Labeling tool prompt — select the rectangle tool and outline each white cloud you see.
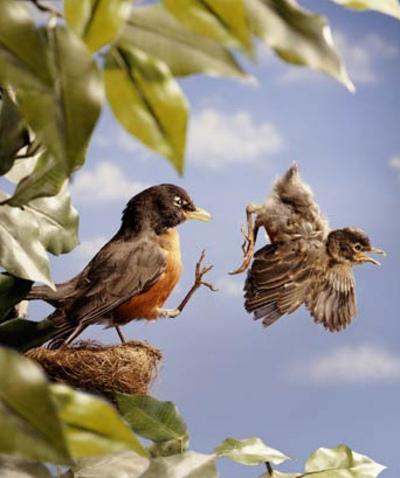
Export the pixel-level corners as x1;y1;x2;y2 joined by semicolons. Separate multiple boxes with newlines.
299;345;400;385
71;161;148;202
188;108;284;169
277;32;398;87
216;276;244;298
389;154;400;183
75;236;108;260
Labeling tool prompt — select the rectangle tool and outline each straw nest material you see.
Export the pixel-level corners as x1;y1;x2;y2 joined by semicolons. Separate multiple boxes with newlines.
26;340;162;400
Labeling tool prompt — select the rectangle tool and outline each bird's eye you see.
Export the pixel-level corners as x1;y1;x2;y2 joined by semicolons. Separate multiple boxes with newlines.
354;243;362;252
174;196;184;207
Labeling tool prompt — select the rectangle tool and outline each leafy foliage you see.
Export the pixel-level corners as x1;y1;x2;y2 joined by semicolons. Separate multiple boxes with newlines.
331;0;400;20
245;0;354;91
163;0;253;54
118;5;247;78
304;444;386;478
51;384;147;459
0;275;32;321
0;89;29;175
0;348;386;477
0;318;55;352
0;348;71;465
104;45;188;173
64;0;133;52
214;437;290;466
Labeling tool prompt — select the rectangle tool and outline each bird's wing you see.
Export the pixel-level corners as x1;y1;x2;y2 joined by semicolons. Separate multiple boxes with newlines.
258;164;329;243
305;263;357;332
58;235;167;326
244;239;321;327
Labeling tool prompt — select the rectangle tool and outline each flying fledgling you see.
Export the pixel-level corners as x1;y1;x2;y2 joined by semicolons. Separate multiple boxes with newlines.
27;184;214;347
231;164;385;332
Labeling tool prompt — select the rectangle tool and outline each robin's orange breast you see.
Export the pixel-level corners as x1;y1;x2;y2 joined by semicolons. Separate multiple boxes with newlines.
113;229;182;323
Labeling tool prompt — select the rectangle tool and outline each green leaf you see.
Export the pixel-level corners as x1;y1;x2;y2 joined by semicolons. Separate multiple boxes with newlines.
0;89;30;175
0;0;52;90
0;176;78;285
51;384;148;459
119;5;247;78
149;437;190;458
0;455;51;478
6;159;79;254
141;451;218;478
0;192;53;286
65;451;149;478
8;150;66;205
163;0;253;54
65;0;133;52
214;437;290;466
245;0;354;91
304;444;386;478
105;45;188;174
0;347;71;464
22;188;79;256
0;318;56;352
117;394;188;445
8;26;102;204
0;274;32;322
330;0;400;20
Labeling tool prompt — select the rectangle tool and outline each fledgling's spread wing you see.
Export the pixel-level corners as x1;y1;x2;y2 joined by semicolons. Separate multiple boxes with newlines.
245;164;329;327
257;163;329;243
306;263;357;332
245;240;323;327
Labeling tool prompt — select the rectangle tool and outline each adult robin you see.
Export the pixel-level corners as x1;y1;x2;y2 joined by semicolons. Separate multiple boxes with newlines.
27;184;214;347
231;164;385;332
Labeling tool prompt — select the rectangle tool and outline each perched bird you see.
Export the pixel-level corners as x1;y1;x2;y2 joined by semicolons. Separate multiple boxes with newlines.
27;184;213;347
232;164;385;332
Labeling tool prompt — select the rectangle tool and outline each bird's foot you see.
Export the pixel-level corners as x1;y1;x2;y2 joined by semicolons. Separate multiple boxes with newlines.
175;250;217;314
192;249;218;293
230;203;260;275
158;308;181;319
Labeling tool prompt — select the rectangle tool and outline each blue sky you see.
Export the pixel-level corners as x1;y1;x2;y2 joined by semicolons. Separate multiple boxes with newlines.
26;2;400;476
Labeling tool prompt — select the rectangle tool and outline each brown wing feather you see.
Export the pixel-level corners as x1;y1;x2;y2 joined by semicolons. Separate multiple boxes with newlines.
49;233;167;331
306;264;356;332
245;240;321;327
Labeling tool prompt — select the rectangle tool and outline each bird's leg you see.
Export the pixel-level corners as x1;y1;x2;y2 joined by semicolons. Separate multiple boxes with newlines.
62;323;88;348
115;325;126;344
230;203;262;274
157;250;217;319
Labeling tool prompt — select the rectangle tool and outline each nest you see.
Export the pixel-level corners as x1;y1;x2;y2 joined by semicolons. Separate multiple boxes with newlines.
26;340;162;400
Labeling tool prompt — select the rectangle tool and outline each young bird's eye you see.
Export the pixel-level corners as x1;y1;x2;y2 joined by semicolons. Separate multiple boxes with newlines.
354;243;362;252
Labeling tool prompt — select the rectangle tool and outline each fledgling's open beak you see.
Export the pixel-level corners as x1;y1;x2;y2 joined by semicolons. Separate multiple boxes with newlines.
356;247;386;266
185;207;212;222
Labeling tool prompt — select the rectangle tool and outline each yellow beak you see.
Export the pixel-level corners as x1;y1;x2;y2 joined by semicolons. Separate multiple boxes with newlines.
356;247;386;266
184;207;212;222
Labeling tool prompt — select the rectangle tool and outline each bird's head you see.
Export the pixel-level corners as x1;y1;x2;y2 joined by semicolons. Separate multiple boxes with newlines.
121;184;211;234
327;227;385;266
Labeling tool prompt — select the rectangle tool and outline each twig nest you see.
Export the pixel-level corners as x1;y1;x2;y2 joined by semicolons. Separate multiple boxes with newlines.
26;340;162;400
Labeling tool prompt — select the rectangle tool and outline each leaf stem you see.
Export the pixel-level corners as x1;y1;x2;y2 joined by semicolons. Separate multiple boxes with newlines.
265;461;274;476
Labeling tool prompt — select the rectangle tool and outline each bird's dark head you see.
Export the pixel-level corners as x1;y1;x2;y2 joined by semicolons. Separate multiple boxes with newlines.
120;184;211;235
327;227;385;266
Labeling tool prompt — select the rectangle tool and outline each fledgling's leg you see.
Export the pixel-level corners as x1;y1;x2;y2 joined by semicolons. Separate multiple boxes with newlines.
230;203;263;275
